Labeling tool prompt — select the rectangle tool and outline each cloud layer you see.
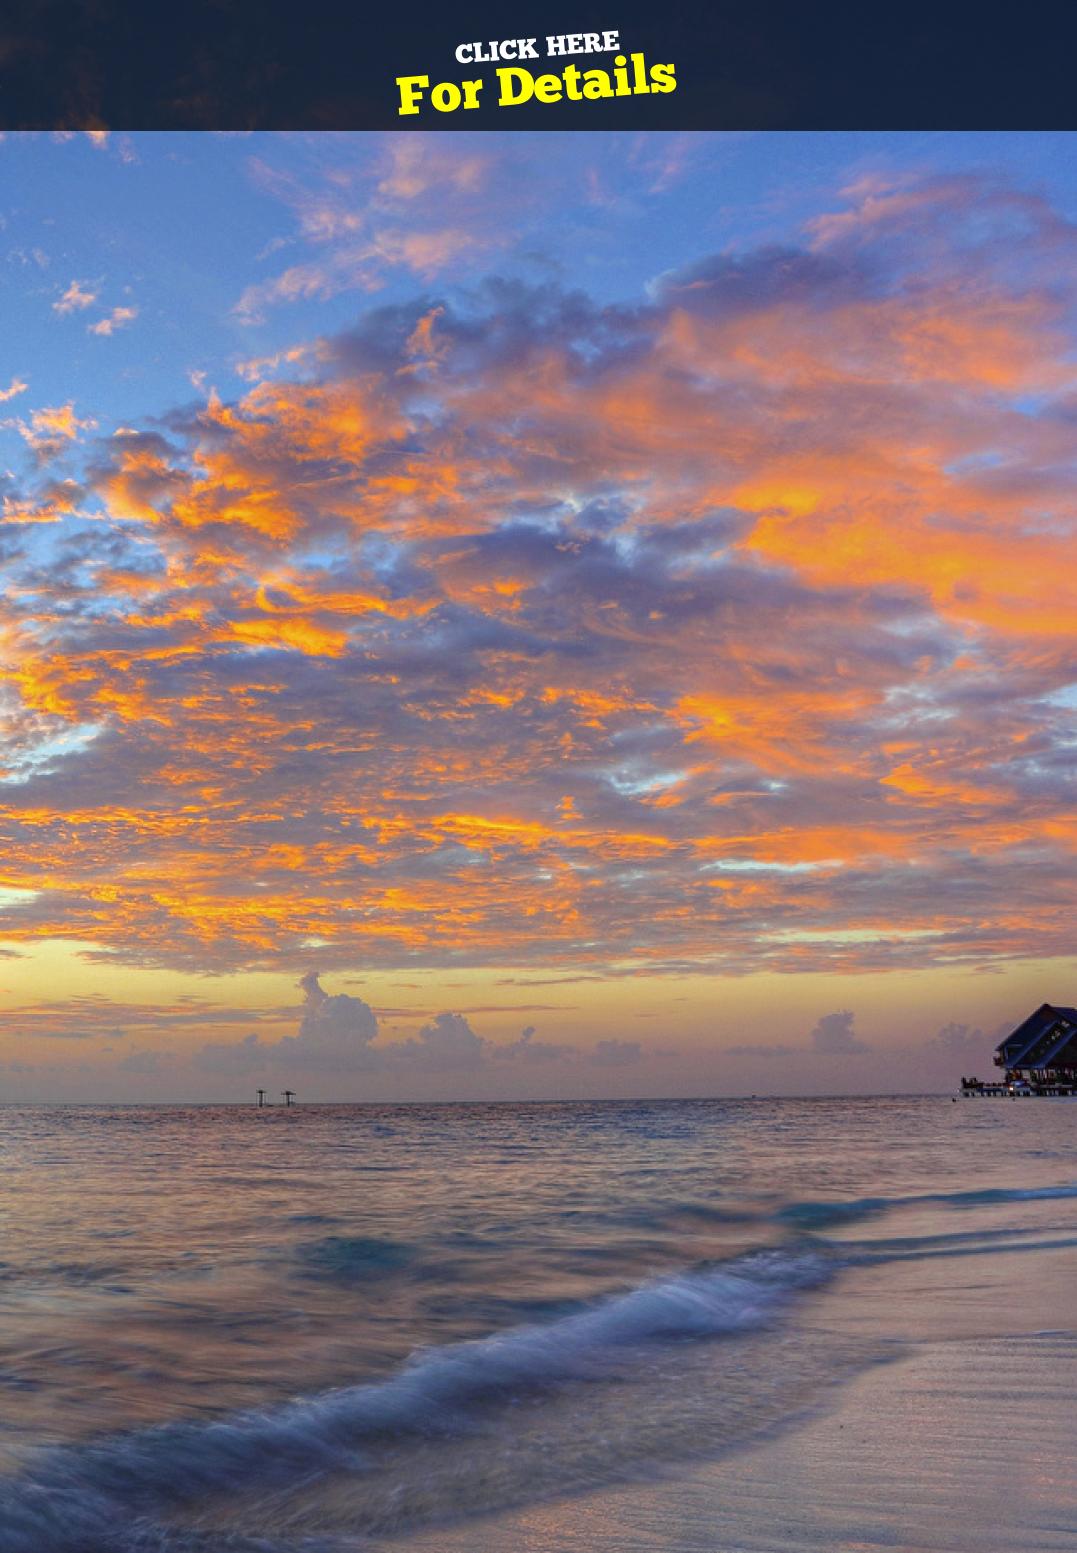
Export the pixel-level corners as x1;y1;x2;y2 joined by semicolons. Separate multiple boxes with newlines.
0;157;1073;986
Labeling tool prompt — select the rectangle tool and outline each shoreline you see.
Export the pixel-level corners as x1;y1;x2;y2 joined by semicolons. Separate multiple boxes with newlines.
391;1329;1077;1553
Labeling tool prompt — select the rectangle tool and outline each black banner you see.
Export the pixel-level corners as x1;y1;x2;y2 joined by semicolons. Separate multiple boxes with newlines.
2;0;1077;129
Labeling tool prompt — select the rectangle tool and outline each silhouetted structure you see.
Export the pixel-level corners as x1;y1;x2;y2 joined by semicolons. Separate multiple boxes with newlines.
282;1089;296;1106
995;1004;1077;1084
256;1089;267;1107
961;1004;1077;1097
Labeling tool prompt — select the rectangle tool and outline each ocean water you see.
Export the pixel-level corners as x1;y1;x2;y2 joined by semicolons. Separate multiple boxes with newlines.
2;1096;1076;1552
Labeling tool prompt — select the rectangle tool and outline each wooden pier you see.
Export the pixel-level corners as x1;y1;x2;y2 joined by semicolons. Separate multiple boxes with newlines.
959;1077;1076;1099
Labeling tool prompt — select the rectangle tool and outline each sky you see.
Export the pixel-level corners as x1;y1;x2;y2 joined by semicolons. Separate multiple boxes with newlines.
0;129;1074;1101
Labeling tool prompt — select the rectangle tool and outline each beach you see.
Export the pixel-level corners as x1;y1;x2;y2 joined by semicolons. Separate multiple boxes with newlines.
405;1224;1077;1553
2;1096;1075;1551
408;1330;1077;1553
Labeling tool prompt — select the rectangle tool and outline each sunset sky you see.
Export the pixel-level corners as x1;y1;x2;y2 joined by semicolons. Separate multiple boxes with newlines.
1;129;1074;1100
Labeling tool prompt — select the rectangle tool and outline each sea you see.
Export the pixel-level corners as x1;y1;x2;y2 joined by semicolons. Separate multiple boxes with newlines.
2;1095;1076;1552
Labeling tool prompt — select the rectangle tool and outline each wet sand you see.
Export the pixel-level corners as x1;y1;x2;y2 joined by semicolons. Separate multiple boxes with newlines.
394;1232;1077;1553
392;1330;1077;1553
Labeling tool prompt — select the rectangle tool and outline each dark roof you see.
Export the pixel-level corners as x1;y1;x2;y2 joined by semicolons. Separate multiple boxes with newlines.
1045;1030;1077;1071
996;1004;1077;1071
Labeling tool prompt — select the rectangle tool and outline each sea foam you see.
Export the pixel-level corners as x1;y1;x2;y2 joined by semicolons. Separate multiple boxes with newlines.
0;1247;829;1553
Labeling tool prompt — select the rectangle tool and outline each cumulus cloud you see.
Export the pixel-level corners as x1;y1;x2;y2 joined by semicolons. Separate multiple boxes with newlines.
394;1010;487;1071
88;306;138;337
53;280;97;314
296;968;379;1048
492;1025;576;1064
925;1021;997;1062
199;974;379;1073
914;1018;1011;1086
729;1008;869;1059
195;975;639;1076
808;1009;869;1054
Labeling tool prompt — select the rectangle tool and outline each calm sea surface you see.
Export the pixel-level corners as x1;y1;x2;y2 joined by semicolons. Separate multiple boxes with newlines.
2;1096;1076;1551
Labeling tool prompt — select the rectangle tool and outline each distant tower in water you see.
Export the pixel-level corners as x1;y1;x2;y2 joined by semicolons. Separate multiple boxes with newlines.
256;1089;267;1107
282;1089;296;1106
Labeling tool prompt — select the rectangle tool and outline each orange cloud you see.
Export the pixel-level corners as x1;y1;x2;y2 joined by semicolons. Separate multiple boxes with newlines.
53;280;97;314
1;170;1073;979
89;306;138;337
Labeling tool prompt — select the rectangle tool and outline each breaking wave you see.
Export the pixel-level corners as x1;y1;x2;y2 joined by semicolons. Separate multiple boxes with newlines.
777;1181;1077;1229
0;1247;831;1553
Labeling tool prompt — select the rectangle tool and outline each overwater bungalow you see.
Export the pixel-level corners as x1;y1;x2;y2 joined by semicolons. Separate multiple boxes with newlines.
959;1003;1077;1097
